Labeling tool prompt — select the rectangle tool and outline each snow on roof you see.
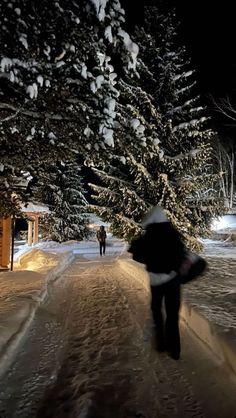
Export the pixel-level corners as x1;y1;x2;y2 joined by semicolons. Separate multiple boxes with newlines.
21;202;50;214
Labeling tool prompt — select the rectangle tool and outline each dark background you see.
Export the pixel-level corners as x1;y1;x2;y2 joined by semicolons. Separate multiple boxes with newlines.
170;1;236;98
121;0;236;137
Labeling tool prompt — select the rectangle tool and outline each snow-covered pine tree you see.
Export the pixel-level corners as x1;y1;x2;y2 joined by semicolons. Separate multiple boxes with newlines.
89;76;166;240
136;9;222;238
90;7;222;248
0;0;89;215
0;0;135;216
38;161;90;242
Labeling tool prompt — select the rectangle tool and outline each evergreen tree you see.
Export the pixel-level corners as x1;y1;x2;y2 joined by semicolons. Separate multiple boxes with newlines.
38;161;89;242
0;0;137;217
90;8;222;248
135;10;222;238
0;0;89;215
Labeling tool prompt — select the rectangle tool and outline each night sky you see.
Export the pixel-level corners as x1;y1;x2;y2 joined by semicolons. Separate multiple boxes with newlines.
122;0;236;136
172;1;236;98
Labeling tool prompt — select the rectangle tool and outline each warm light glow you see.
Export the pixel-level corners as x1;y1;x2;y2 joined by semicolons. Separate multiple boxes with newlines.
211;216;232;231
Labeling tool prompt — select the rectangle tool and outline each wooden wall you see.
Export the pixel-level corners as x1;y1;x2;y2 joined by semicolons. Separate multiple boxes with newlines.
0;217;11;269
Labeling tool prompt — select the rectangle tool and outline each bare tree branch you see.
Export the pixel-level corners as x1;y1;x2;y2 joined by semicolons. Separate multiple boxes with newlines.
211;95;236;125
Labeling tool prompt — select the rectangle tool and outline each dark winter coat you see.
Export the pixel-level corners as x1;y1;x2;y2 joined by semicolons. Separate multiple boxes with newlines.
140;222;185;274
96;230;107;243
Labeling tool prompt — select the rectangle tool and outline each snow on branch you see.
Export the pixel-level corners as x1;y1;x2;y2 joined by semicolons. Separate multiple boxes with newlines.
90;0;109;21
0;103;78;121
173;70;194;82
89;183;120;197
164;147;204;161
117;29;139;70
176;82;197;97
173;117;208;132
87;204;114;220
126;152;155;186
0;107;21;122
115;212;141;227
93;167;131;186
119;80;160;120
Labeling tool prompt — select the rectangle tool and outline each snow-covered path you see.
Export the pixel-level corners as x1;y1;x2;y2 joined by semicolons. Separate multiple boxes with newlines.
35;259;236;417
37;258;167;418
1;255;236;418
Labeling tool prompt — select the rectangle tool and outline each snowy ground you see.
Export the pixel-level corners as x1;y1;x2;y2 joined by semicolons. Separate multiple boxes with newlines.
14;236;126;259
0;249;73;377
0;238;124;378
0;237;236;417
201;237;236;258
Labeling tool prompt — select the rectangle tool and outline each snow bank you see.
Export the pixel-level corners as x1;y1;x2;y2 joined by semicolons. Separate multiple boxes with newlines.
211;214;236;232
14;237;126;259
0;270;45;378
210;215;236;243
201;238;236;258
180;304;236;375
14;243;32;262
15;248;74;279
117;255;149;291
118;257;236;378
0;249;74;377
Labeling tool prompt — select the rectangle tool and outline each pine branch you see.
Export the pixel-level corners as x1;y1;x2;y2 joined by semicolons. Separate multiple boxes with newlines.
0;103;79;122
89;183;120;197
92;168;131;187
164;147;204;161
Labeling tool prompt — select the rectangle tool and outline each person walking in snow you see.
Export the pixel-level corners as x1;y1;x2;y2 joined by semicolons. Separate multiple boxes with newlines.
129;206;185;359
142;206;185;359
96;225;107;256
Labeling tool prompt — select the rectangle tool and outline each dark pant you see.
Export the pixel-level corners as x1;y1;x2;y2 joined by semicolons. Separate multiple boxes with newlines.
150;278;181;355
99;241;106;255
